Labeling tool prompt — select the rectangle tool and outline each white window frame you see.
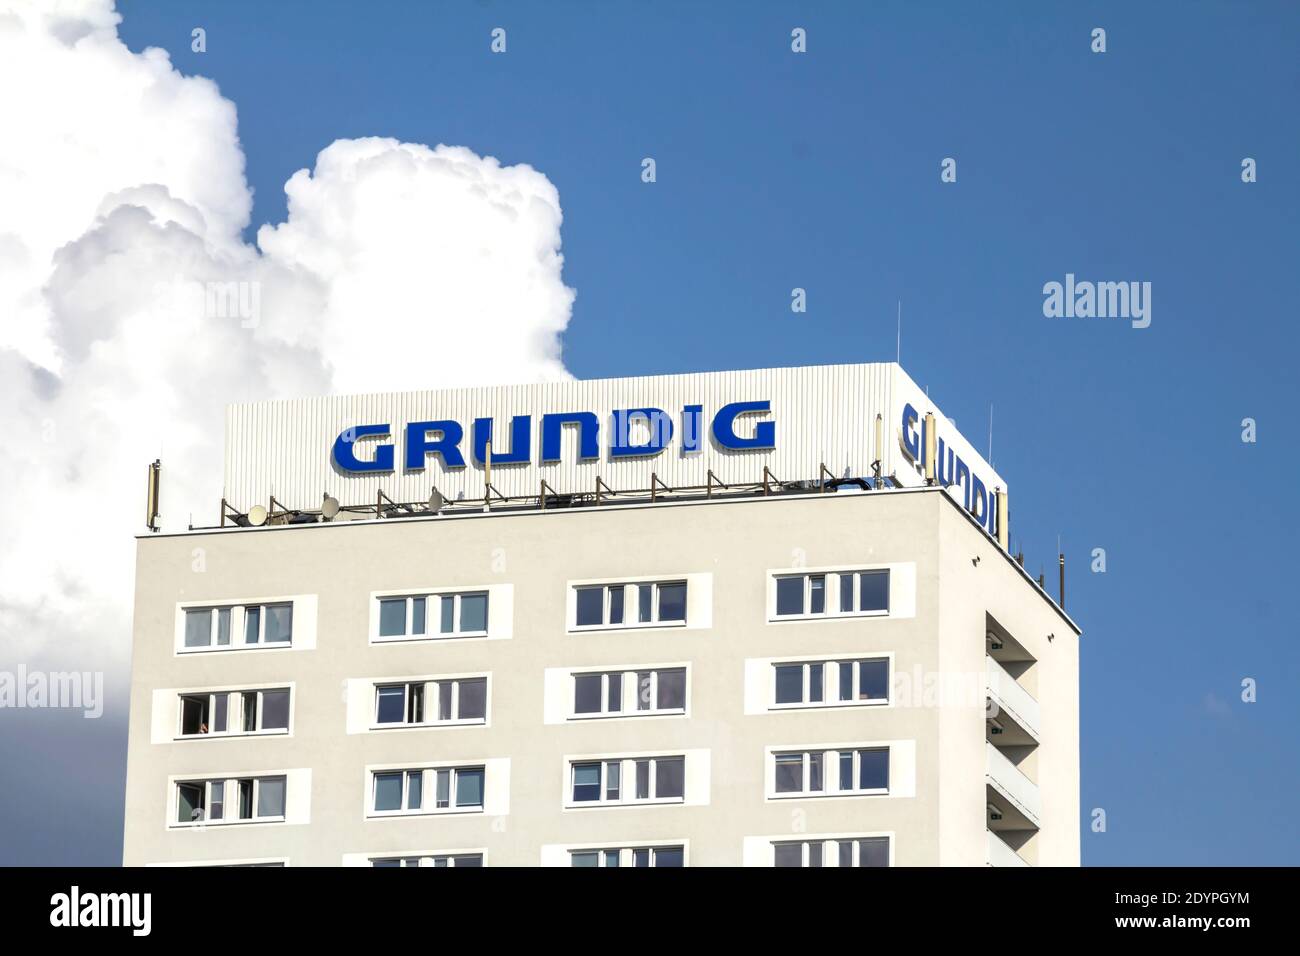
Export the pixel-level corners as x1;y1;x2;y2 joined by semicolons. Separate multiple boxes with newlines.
770;569;891;621
571;580;688;631
373;591;490;643
771;836;892;867
369;853;484;868
367;766;486;818
770;658;889;710
173;775;287;827
769;748;890;799
177;687;292;738
371;677;488;729
569;666;688;719
568;845;686;867
179;602;294;653
567;756;686;808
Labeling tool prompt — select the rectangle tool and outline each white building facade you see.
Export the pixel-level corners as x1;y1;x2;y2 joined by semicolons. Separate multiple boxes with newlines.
122;363;1079;866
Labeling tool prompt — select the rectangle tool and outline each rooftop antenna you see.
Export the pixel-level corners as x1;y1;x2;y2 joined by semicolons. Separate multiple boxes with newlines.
872;413;883;484
1057;535;1066;610
145;459;161;532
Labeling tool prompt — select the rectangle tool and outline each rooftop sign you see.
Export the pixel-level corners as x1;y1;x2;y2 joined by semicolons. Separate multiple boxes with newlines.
224;363;1005;535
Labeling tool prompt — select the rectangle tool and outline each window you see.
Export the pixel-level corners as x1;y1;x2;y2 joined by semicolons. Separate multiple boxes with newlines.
849;571;890;613
371;854;483;868
569;756;685;806
369;766;485;816
569;846;684;868
375;592;489;641
256;777;286;818
259;689;291;729
177;688;291;737
571;667;687;717
573;581;687;629
263;604;293;643
772;659;889;708
373;678;487;727
182;603;293;651
770;748;889;798
771;574;827;615
373;771;423;812
773;837;889;867
772;570;890;619
174;776;286;826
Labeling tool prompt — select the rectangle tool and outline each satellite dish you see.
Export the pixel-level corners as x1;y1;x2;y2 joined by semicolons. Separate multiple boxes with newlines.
428;490;445;513
248;505;268;527
322;495;340;520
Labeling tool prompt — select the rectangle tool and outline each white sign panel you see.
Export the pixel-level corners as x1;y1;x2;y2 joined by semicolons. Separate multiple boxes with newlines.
223;363;1005;534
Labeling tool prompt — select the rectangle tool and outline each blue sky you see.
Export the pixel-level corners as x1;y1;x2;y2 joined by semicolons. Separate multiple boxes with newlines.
106;0;1300;865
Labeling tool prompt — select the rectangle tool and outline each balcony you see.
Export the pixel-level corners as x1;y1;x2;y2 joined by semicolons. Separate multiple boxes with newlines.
986;829;1029;867
985;655;1039;742
985;741;1040;829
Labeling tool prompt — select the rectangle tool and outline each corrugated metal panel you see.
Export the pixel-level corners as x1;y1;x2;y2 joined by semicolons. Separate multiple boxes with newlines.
222;363;1005;515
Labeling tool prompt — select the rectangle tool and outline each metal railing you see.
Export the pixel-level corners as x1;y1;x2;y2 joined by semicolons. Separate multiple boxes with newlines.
986;655;1040;739
986;741;1041;826
986;829;1029;867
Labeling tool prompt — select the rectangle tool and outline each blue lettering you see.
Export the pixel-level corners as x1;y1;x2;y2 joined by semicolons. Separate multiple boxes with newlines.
541;412;600;463
610;408;673;459
681;405;703;454
937;439;955;486
971;476;988;527
333;424;394;473
954;458;971;510
405;420;466;470
712;401;775;450
473;415;531;465
901;403;920;461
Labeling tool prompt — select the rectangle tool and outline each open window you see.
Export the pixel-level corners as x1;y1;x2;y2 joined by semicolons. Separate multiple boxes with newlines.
179;688;290;737
174;776;284;826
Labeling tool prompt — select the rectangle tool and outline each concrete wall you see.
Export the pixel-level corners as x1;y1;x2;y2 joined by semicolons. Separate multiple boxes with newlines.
122;487;1078;866
936;502;1081;866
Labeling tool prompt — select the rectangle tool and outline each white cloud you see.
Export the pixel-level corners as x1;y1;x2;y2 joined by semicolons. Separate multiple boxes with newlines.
0;0;249;370
259;138;574;393
0;0;575;678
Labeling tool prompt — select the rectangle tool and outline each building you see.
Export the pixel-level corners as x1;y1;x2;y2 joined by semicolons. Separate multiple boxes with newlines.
121;363;1080;867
